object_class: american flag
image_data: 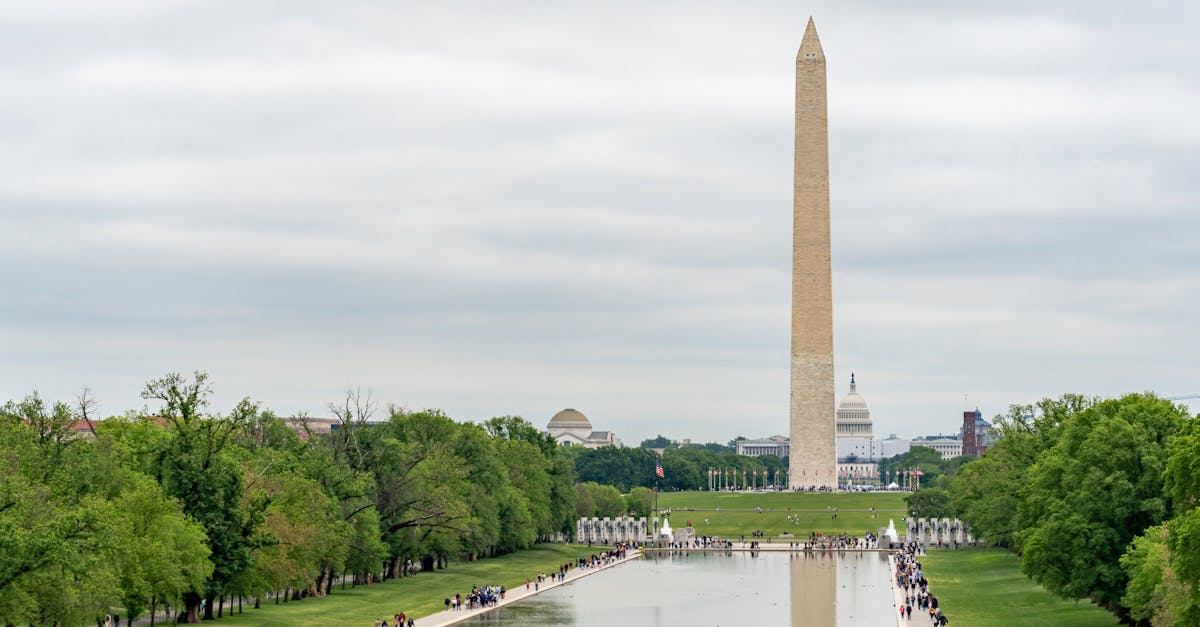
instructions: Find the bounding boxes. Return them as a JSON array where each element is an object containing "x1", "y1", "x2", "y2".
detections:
[{"x1": 656, "y1": 462, "x2": 665, "y2": 478}]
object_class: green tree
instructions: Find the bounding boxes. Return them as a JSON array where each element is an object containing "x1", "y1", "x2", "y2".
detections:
[
  {"x1": 1121, "y1": 525, "x2": 1196, "y2": 626},
  {"x1": 1018, "y1": 393, "x2": 1187, "y2": 615},
  {"x1": 576, "y1": 483, "x2": 625, "y2": 518},
  {"x1": 639, "y1": 435, "x2": 673, "y2": 449},
  {"x1": 141, "y1": 372, "x2": 268, "y2": 622},
  {"x1": 625, "y1": 486, "x2": 654, "y2": 518},
  {"x1": 950, "y1": 395, "x2": 1092, "y2": 547},
  {"x1": 485, "y1": 416, "x2": 577, "y2": 539},
  {"x1": 906, "y1": 487, "x2": 954, "y2": 519},
  {"x1": 112, "y1": 476, "x2": 213, "y2": 625}
]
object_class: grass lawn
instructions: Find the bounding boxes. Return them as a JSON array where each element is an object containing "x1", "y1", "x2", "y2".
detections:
[
  {"x1": 656, "y1": 490, "x2": 908, "y2": 538},
  {"x1": 922, "y1": 548, "x2": 1119, "y2": 627},
  {"x1": 208, "y1": 544, "x2": 602, "y2": 626}
]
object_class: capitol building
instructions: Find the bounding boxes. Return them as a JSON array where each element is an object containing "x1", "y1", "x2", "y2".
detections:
[
  {"x1": 544, "y1": 408, "x2": 622, "y2": 448},
  {"x1": 836, "y1": 374, "x2": 879, "y2": 480}
]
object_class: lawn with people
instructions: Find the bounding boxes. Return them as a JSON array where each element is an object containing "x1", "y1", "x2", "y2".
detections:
[
  {"x1": 205, "y1": 544, "x2": 603, "y2": 626},
  {"x1": 921, "y1": 548, "x2": 1119, "y2": 626},
  {"x1": 655, "y1": 490, "x2": 907, "y2": 539}
]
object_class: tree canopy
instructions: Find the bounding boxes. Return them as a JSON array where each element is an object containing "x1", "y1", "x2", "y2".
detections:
[
  {"x1": 0, "y1": 375, "x2": 581, "y2": 625},
  {"x1": 947, "y1": 392, "x2": 1199, "y2": 624}
]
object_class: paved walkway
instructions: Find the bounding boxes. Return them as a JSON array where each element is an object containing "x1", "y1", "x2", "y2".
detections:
[
  {"x1": 888, "y1": 553, "x2": 935, "y2": 626},
  {"x1": 413, "y1": 551, "x2": 642, "y2": 627}
]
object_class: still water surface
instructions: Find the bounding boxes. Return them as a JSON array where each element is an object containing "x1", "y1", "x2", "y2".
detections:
[{"x1": 461, "y1": 551, "x2": 895, "y2": 626}]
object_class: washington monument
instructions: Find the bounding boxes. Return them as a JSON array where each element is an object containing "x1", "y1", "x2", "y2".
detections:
[{"x1": 789, "y1": 17, "x2": 836, "y2": 489}]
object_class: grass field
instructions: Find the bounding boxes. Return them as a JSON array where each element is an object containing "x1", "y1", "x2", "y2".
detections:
[
  {"x1": 207, "y1": 544, "x2": 600, "y2": 626},
  {"x1": 656, "y1": 491, "x2": 908, "y2": 538},
  {"x1": 922, "y1": 548, "x2": 1119, "y2": 626}
]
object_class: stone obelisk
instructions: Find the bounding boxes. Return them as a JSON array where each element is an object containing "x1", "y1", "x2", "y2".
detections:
[{"x1": 789, "y1": 17, "x2": 836, "y2": 489}]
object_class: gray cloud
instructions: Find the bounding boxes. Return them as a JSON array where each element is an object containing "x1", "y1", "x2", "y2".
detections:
[{"x1": 2, "y1": 0, "x2": 1197, "y2": 442}]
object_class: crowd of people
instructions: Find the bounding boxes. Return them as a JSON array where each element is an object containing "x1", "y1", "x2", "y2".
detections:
[
  {"x1": 436, "y1": 542, "x2": 634, "y2": 621},
  {"x1": 894, "y1": 543, "x2": 948, "y2": 625},
  {"x1": 786, "y1": 531, "x2": 879, "y2": 551},
  {"x1": 372, "y1": 612, "x2": 414, "y2": 627},
  {"x1": 443, "y1": 583, "x2": 507, "y2": 613}
]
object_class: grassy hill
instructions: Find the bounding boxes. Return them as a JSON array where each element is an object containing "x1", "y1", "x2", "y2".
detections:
[
  {"x1": 922, "y1": 548, "x2": 1119, "y2": 626},
  {"x1": 655, "y1": 491, "x2": 908, "y2": 538}
]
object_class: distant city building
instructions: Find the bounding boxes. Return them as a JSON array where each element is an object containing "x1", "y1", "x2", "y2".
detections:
[
  {"x1": 736, "y1": 435, "x2": 790, "y2": 458},
  {"x1": 836, "y1": 374, "x2": 878, "y2": 459},
  {"x1": 835, "y1": 374, "x2": 879, "y2": 481},
  {"x1": 545, "y1": 408, "x2": 622, "y2": 448},
  {"x1": 911, "y1": 435, "x2": 962, "y2": 460},
  {"x1": 835, "y1": 374, "x2": 873, "y2": 437},
  {"x1": 961, "y1": 408, "x2": 995, "y2": 457},
  {"x1": 877, "y1": 434, "x2": 912, "y2": 458},
  {"x1": 283, "y1": 416, "x2": 341, "y2": 437}
]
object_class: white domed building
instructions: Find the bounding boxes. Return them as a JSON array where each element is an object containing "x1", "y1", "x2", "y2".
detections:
[
  {"x1": 835, "y1": 374, "x2": 879, "y2": 482},
  {"x1": 545, "y1": 409, "x2": 622, "y2": 448}
]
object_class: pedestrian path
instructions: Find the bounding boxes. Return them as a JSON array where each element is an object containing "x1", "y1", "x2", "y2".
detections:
[
  {"x1": 888, "y1": 554, "x2": 935, "y2": 626},
  {"x1": 414, "y1": 551, "x2": 642, "y2": 627}
]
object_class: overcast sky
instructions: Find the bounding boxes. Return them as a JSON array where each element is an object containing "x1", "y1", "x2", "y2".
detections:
[{"x1": 2, "y1": 0, "x2": 1197, "y2": 445}]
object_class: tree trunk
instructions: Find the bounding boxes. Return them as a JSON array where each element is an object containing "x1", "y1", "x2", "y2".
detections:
[
  {"x1": 183, "y1": 592, "x2": 202, "y2": 623},
  {"x1": 218, "y1": 594, "x2": 224, "y2": 618},
  {"x1": 255, "y1": 595, "x2": 261, "y2": 609},
  {"x1": 316, "y1": 563, "x2": 332, "y2": 596},
  {"x1": 203, "y1": 595, "x2": 215, "y2": 621}
]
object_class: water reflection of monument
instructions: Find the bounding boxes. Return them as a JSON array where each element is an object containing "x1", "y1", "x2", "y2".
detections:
[
  {"x1": 789, "y1": 552, "x2": 895, "y2": 626},
  {"x1": 790, "y1": 554, "x2": 837, "y2": 625}
]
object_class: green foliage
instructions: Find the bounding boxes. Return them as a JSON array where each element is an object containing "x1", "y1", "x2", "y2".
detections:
[
  {"x1": 2, "y1": 375, "x2": 595, "y2": 624},
  {"x1": 625, "y1": 486, "x2": 655, "y2": 518},
  {"x1": 877, "y1": 446, "x2": 948, "y2": 485},
  {"x1": 951, "y1": 395, "x2": 1096, "y2": 548},
  {"x1": 571, "y1": 443, "x2": 784, "y2": 493},
  {"x1": 906, "y1": 487, "x2": 954, "y2": 519},
  {"x1": 942, "y1": 393, "x2": 1200, "y2": 623},
  {"x1": 1119, "y1": 524, "x2": 1198, "y2": 626},
  {"x1": 639, "y1": 435, "x2": 673, "y2": 449},
  {"x1": 573, "y1": 446, "x2": 660, "y2": 492},
  {"x1": 1017, "y1": 394, "x2": 1186, "y2": 611},
  {"x1": 0, "y1": 393, "x2": 213, "y2": 626},
  {"x1": 575, "y1": 482, "x2": 626, "y2": 518}
]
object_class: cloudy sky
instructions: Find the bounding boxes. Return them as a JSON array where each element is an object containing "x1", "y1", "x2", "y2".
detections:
[{"x1": 2, "y1": 0, "x2": 1197, "y2": 444}]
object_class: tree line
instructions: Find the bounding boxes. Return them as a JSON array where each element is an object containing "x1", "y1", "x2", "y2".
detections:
[
  {"x1": 568, "y1": 440, "x2": 786, "y2": 492},
  {"x1": 0, "y1": 372, "x2": 783, "y2": 626},
  {"x1": 932, "y1": 392, "x2": 1198, "y2": 625},
  {"x1": 0, "y1": 373, "x2": 581, "y2": 626}
]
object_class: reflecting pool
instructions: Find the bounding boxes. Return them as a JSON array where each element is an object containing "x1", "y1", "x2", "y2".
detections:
[{"x1": 460, "y1": 550, "x2": 895, "y2": 626}]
